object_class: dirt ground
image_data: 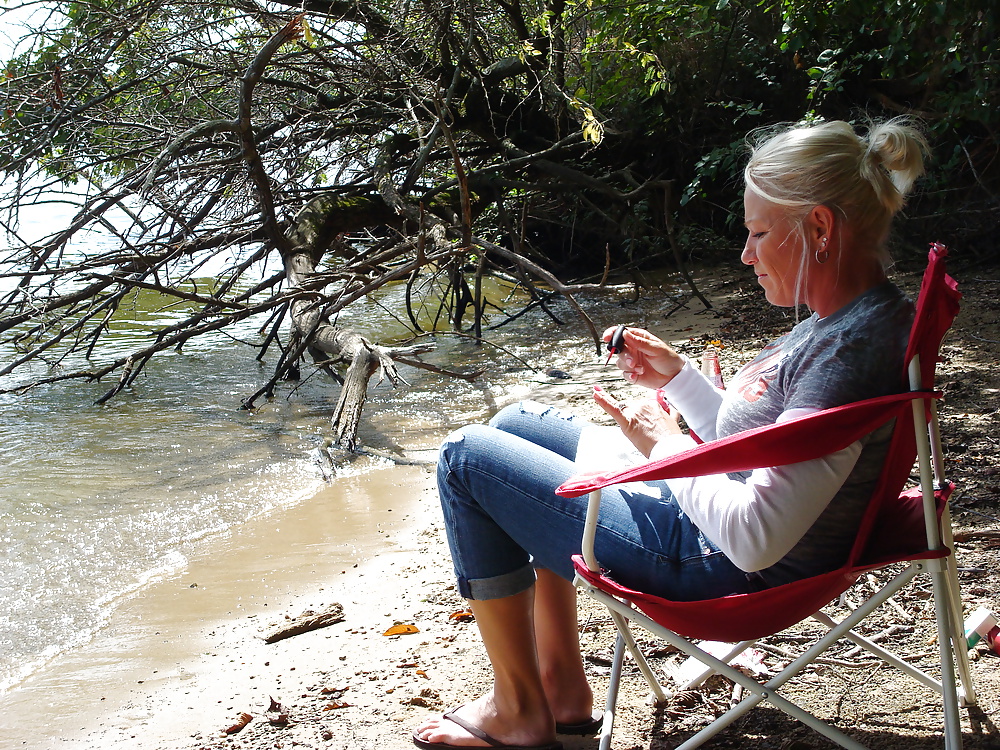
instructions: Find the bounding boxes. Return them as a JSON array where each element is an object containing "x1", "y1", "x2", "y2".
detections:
[{"x1": 168, "y1": 249, "x2": 1000, "y2": 750}]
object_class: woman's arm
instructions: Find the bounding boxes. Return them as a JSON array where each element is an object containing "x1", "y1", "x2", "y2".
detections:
[
  {"x1": 648, "y1": 409, "x2": 863, "y2": 572},
  {"x1": 656, "y1": 359, "x2": 725, "y2": 442}
]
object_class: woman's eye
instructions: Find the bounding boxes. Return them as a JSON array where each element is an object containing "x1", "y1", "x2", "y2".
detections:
[{"x1": 751, "y1": 231, "x2": 767, "y2": 239}]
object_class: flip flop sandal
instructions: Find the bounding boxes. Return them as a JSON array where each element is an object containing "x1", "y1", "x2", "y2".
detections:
[
  {"x1": 412, "y1": 708, "x2": 562, "y2": 750},
  {"x1": 555, "y1": 713, "x2": 603, "y2": 735}
]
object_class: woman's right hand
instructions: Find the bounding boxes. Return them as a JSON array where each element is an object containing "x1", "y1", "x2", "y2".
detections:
[{"x1": 602, "y1": 327, "x2": 685, "y2": 389}]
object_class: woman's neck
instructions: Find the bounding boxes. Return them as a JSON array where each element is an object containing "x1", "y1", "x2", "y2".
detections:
[{"x1": 810, "y1": 255, "x2": 887, "y2": 319}]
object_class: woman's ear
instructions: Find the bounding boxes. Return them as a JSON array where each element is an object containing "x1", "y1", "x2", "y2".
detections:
[{"x1": 807, "y1": 205, "x2": 836, "y2": 244}]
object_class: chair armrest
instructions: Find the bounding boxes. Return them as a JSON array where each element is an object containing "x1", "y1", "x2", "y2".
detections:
[{"x1": 557, "y1": 390, "x2": 937, "y2": 498}]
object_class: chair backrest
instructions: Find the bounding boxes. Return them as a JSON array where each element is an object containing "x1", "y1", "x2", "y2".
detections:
[{"x1": 850, "y1": 242, "x2": 961, "y2": 568}]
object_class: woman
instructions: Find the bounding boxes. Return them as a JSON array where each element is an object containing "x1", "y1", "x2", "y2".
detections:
[{"x1": 413, "y1": 118, "x2": 929, "y2": 750}]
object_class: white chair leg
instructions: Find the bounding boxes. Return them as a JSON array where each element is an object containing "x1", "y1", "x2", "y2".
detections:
[
  {"x1": 930, "y1": 561, "x2": 965, "y2": 749},
  {"x1": 597, "y1": 633, "x2": 626, "y2": 750},
  {"x1": 941, "y1": 508, "x2": 978, "y2": 707},
  {"x1": 609, "y1": 609, "x2": 668, "y2": 703}
]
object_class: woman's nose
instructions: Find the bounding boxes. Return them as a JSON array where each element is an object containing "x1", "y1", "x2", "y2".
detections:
[{"x1": 741, "y1": 242, "x2": 756, "y2": 266}]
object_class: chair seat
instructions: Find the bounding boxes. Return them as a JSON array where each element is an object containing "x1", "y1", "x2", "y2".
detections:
[{"x1": 573, "y1": 484, "x2": 953, "y2": 643}]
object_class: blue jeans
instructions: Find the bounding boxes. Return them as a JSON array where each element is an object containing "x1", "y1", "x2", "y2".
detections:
[{"x1": 437, "y1": 401, "x2": 758, "y2": 602}]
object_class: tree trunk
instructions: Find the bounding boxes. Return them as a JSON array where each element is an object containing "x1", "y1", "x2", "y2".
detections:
[{"x1": 283, "y1": 247, "x2": 402, "y2": 451}]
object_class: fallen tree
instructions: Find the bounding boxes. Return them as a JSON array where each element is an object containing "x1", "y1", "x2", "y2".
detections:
[{"x1": 1, "y1": 0, "x2": 995, "y2": 455}]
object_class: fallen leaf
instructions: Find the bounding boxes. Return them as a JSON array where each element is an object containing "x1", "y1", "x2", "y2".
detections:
[
  {"x1": 383, "y1": 623, "x2": 419, "y2": 636},
  {"x1": 266, "y1": 696, "x2": 288, "y2": 726},
  {"x1": 323, "y1": 700, "x2": 351, "y2": 710},
  {"x1": 449, "y1": 609, "x2": 475, "y2": 623},
  {"x1": 223, "y1": 712, "x2": 253, "y2": 735}
]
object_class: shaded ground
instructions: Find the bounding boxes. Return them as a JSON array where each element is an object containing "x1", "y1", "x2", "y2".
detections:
[{"x1": 163, "y1": 250, "x2": 999, "y2": 750}]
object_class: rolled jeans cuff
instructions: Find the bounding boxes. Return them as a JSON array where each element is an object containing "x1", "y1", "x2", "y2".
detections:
[{"x1": 459, "y1": 561, "x2": 537, "y2": 600}]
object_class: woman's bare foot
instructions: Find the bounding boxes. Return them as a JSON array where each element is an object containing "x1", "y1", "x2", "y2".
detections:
[{"x1": 413, "y1": 692, "x2": 557, "y2": 748}]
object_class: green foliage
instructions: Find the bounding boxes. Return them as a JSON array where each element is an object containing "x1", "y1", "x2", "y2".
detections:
[
  {"x1": 2, "y1": 0, "x2": 997, "y2": 269},
  {"x1": 776, "y1": 0, "x2": 998, "y2": 130},
  {"x1": 558, "y1": 0, "x2": 996, "y2": 253}
]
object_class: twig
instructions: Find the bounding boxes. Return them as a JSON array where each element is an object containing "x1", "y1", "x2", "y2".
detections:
[
  {"x1": 842, "y1": 624, "x2": 913, "y2": 659},
  {"x1": 472, "y1": 235, "x2": 601, "y2": 353},
  {"x1": 866, "y1": 574, "x2": 913, "y2": 622},
  {"x1": 754, "y1": 640, "x2": 878, "y2": 668},
  {"x1": 391, "y1": 356, "x2": 485, "y2": 381},
  {"x1": 959, "y1": 328, "x2": 1000, "y2": 344}
]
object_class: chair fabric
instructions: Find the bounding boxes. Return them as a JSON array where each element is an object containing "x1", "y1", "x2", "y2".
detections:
[{"x1": 557, "y1": 243, "x2": 971, "y2": 746}]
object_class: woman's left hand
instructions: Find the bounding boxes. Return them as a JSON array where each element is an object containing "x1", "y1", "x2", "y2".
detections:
[{"x1": 593, "y1": 385, "x2": 682, "y2": 457}]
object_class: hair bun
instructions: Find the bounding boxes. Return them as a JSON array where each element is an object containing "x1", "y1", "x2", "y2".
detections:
[{"x1": 863, "y1": 118, "x2": 929, "y2": 208}]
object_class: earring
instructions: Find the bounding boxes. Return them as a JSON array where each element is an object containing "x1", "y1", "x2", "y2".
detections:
[{"x1": 815, "y1": 237, "x2": 829, "y2": 264}]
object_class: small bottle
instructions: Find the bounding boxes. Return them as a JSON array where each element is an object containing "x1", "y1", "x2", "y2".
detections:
[
  {"x1": 963, "y1": 607, "x2": 997, "y2": 649},
  {"x1": 701, "y1": 346, "x2": 724, "y2": 389}
]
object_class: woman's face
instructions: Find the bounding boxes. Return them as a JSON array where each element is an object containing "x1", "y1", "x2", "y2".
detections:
[{"x1": 741, "y1": 188, "x2": 803, "y2": 308}]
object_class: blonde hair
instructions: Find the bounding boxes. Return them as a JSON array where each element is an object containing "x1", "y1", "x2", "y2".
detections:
[{"x1": 743, "y1": 117, "x2": 929, "y2": 309}]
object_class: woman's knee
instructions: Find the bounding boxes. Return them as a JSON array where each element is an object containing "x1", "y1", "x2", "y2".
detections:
[
  {"x1": 488, "y1": 401, "x2": 535, "y2": 431},
  {"x1": 438, "y1": 423, "x2": 496, "y2": 476},
  {"x1": 488, "y1": 401, "x2": 583, "y2": 460}
]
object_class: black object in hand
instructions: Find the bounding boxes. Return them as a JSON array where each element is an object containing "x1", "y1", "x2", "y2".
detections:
[{"x1": 605, "y1": 325, "x2": 627, "y2": 365}]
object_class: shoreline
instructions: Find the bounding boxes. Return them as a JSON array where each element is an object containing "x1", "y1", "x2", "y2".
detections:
[
  {"x1": 1, "y1": 359, "x2": 669, "y2": 750},
  {"x1": 0, "y1": 463, "x2": 440, "y2": 749}
]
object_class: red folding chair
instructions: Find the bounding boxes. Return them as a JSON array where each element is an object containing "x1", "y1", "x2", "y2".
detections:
[{"x1": 557, "y1": 243, "x2": 975, "y2": 749}]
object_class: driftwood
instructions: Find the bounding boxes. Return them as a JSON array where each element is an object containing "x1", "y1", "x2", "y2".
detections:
[{"x1": 263, "y1": 602, "x2": 345, "y2": 644}]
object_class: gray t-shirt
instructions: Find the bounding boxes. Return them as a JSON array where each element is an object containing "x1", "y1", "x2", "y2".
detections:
[{"x1": 716, "y1": 281, "x2": 914, "y2": 585}]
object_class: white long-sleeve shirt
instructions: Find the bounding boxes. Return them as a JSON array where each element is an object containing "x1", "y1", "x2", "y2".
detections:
[{"x1": 653, "y1": 282, "x2": 913, "y2": 583}]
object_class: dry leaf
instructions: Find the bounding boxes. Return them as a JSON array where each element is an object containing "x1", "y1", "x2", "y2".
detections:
[
  {"x1": 383, "y1": 623, "x2": 419, "y2": 636},
  {"x1": 266, "y1": 696, "x2": 288, "y2": 726},
  {"x1": 449, "y1": 609, "x2": 475, "y2": 623},
  {"x1": 223, "y1": 712, "x2": 253, "y2": 735}
]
